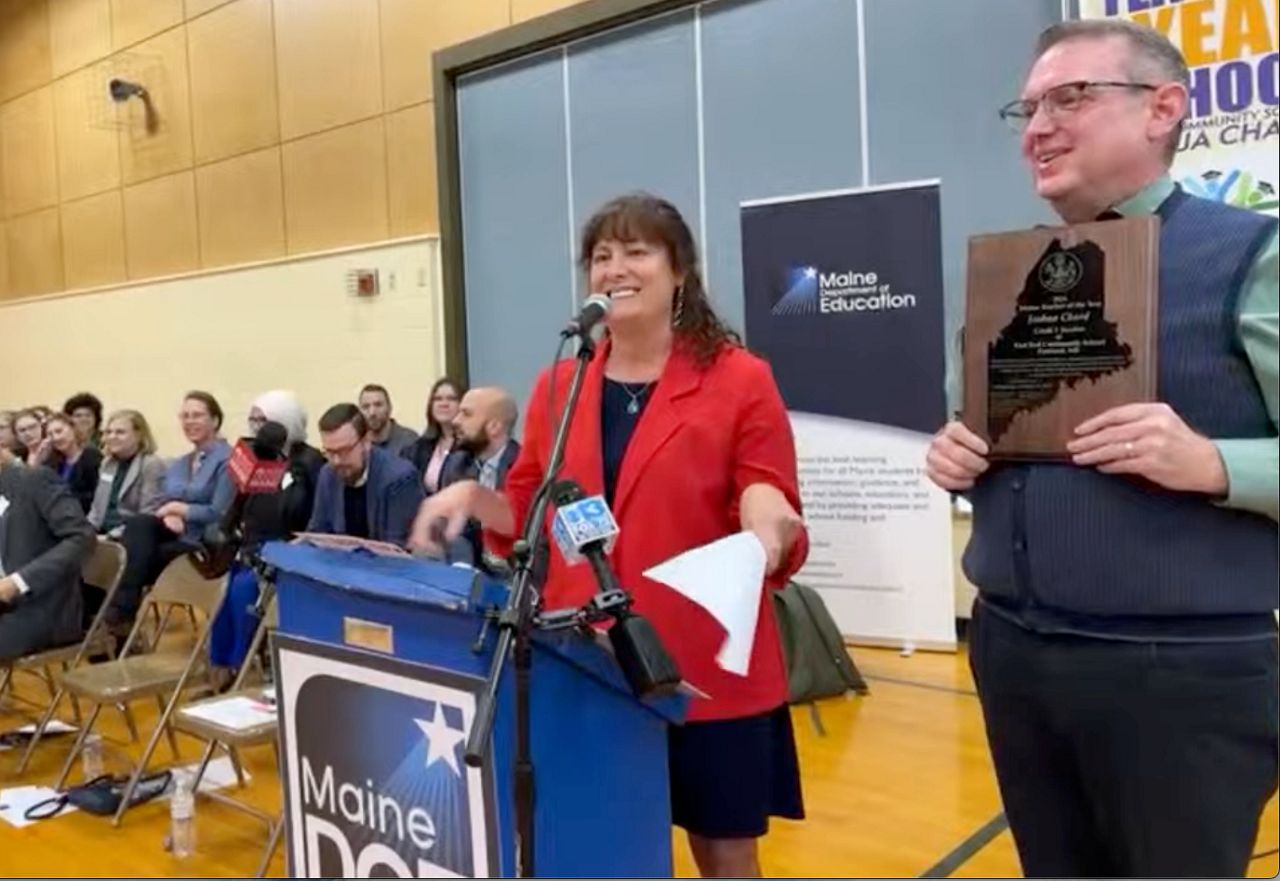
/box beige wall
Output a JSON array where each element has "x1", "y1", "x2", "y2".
[
  {"x1": 0, "y1": 0, "x2": 583, "y2": 302},
  {"x1": 0, "y1": 237, "x2": 444, "y2": 455},
  {"x1": 0, "y1": 0, "x2": 585, "y2": 446}
]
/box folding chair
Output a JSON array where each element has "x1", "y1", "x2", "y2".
[
  {"x1": 53, "y1": 554, "x2": 227, "y2": 827},
  {"x1": 172, "y1": 592, "x2": 282, "y2": 876},
  {"x1": 7, "y1": 539, "x2": 134, "y2": 775}
]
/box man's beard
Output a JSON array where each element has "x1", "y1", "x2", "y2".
[{"x1": 457, "y1": 427, "x2": 490, "y2": 456}]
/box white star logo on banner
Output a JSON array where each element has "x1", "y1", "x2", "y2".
[{"x1": 415, "y1": 705, "x2": 466, "y2": 776}]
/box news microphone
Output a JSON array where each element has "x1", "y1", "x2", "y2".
[
  {"x1": 561, "y1": 294, "x2": 612, "y2": 338},
  {"x1": 548, "y1": 479, "x2": 680, "y2": 699},
  {"x1": 228, "y1": 421, "x2": 289, "y2": 494},
  {"x1": 194, "y1": 421, "x2": 290, "y2": 577},
  {"x1": 550, "y1": 480, "x2": 619, "y2": 563}
]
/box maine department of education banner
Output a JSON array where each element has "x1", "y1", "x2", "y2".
[
  {"x1": 1081, "y1": 0, "x2": 1279, "y2": 215},
  {"x1": 275, "y1": 634, "x2": 500, "y2": 878},
  {"x1": 741, "y1": 181, "x2": 955, "y2": 648}
]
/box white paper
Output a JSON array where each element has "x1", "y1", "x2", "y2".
[
  {"x1": 14, "y1": 720, "x2": 77, "y2": 735},
  {"x1": 0, "y1": 786, "x2": 76, "y2": 827},
  {"x1": 186, "y1": 755, "x2": 250, "y2": 793},
  {"x1": 179, "y1": 696, "x2": 276, "y2": 732},
  {"x1": 643, "y1": 532, "x2": 768, "y2": 676}
]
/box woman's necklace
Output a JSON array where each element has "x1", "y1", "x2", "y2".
[{"x1": 619, "y1": 381, "x2": 653, "y2": 415}]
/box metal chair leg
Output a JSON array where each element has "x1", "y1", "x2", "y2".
[
  {"x1": 42, "y1": 668, "x2": 58, "y2": 703},
  {"x1": 54, "y1": 702, "x2": 102, "y2": 791},
  {"x1": 119, "y1": 703, "x2": 139, "y2": 742},
  {"x1": 191, "y1": 739, "x2": 218, "y2": 792},
  {"x1": 111, "y1": 705, "x2": 170, "y2": 827},
  {"x1": 156, "y1": 694, "x2": 181, "y2": 760},
  {"x1": 59, "y1": 662, "x2": 84, "y2": 726},
  {"x1": 15, "y1": 684, "x2": 66, "y2": 775},
  {"x1": 256, "y1": 816, "x2": 285, "y2": 878},
  {"x1": 227, "y1": 745, "x2": 248, "y2": 788}
]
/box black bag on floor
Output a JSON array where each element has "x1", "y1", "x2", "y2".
[{"x1": 24, "y1": 770, "x2": 173, "y2": 820}]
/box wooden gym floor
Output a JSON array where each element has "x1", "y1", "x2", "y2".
[{"x1": 1, "y1": 644, "x2": 1276, "y2": 878}]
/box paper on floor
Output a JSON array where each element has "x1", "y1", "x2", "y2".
[
  {"x1": 643, "y1": 531, "x2": 768, "y2": 676},
  {"x1": 0, "y1": 786, "x2": 77, "y2": 828}
]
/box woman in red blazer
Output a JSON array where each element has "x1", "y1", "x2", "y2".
[{"x1": 413, "y1": 193, "x2": 808, "y2": 877}]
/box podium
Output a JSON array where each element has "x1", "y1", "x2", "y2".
[{"x1": 261, "y1": 542, "x2": 686, "y2": 878}]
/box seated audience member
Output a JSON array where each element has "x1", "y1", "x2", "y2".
[
  {"x1": 402, "y1": 377, "x2": 465, "y2": 496},
  {"x1": 445, "y1": 387, "x2": 521, "y2": 490},
  {"x1": 308, "y1": 403, "x2": 423, "y2": 545},
  {"x1": 210, "y1": 391, "x2": 324, "y2": 672},
  {"x1": 63, "y1": 392, "x2": 104, "y2": 448},
  {"x1": 41, "y1": 414, "x2": 103, "y2": 513},
  {"x1": 0, "y1": 411, "x2": 15, "y2": 451},
  {"x1": 110, "y1": 391, "x2": 233, "y2": 627},
  {"x1": 13, "y1": 410, "x2": 45, "y2": 464},
  {"x1": 358, "y1": 384, "x2": 419, "y2": 457},
  {"x1": 0, "y1": 445, "x2": 96, "y2": 661},
  {"x1": 88, "y1": 410, "x2": 167, "y2": 536},
  {"x1": 442, "y1": 387, "x2": 522, "y2": 572}
]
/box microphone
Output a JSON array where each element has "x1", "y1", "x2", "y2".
[
  {"x1": 561, "y1": 294, "x2": 612, "y2": 338},
  {"x1": 193, "y1": 421, "x2": 290, "y2": 577},
  {"x1": 548, "y1": 479, "x2": 680, "y2": 699},
  {"x1": 550, "y1": 480, "x2": 619, "y2": 563},
  {"x1": 228, "y1": 421, "x2": 290, "y2": 494}
]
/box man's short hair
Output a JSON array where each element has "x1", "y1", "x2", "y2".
[
  {"x1": 495, "y1": 393, "x2": 518, "y2": 434},
  {"x1": 1034, "y1": 19, "x2": 1189, "y2": 163},
  {"x1": 359, "y1": 383, "x2": 390, "y2": 402},
  {"x1": 319, "y1": 403, "x2": 367, "y2": 436},
  {"x1": 63, "y1": 392, "x2": 103, "y2": 428}
]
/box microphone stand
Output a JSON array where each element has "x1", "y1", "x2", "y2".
[{"x1": 463, "y1": 330, "x2": 596, "y2": 879}]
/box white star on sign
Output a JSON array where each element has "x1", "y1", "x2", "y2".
[
  {"x1": 804, "y1": 266, "x2": 817, "y2": 278},
  {"x1": 415, "y1": 706, "x2": 466, "y2": 776}
]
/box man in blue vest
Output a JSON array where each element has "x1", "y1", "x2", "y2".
[{"x1": 927, "y1": 19, "x2": 1277, "y2": 879}]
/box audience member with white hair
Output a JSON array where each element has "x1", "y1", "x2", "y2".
[{"x1": 209, "y1": 390, "x2": 324, "y2": 672}]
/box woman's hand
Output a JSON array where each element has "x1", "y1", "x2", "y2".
[
  {"x1": 409, "y1": 481, "x2": 481, "y2": 554},
  {"x1": 27, "y1": 437, "x2": 51, "y2": 466},
  {"x1": 161, "y1": 513, "x2": 186, "y2": 535},
  {"x1": 739, "y1": 483, "x2": 803, "y2": 576}
]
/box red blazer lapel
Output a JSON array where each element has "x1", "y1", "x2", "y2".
[{"x1": 612, "y1": 345, "x2": 703, "y2": 517}]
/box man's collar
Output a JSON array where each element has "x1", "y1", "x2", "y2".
[
  {"x1": 478, "y1": 439, "x2": 510, "y2": 466},
  {"x1": 353, "y1": 458, "x2": 371, "y2": 488},
  {"x1": 1112, "y1": 173, "x2": 1175, "y2": 218}
]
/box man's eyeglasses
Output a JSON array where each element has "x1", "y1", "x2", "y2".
[
  {"x1": 998, "y1": 80, "x2": 1157, "y2": 132},
  {"x1": 322, "y1": 438, "x2": 363, "y2": 460}
]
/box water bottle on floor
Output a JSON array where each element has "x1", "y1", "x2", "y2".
[
  {"x1": 81, "y1": 734, "x2": 104, "y2": 779},
  {"x1": 169, "y1": 771, "x2": 196, "y2": 858}
]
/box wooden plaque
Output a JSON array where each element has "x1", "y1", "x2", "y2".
[{"x1": 963, "y1": 215, "x2": 1159, "y2": 459}]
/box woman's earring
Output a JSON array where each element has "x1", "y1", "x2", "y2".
[{"x1": 673, "y1": 285, "x2": 685, "y2": 327}]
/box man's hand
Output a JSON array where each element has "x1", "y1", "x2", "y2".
[
  {"x1": 155, "y1": 501, "x2": 190, "y2": 519},
  {"x1": 925, "y1": 421, "x2": 990, "y2": 491},
  {"x1": 1068, "y1": 403, "x2": 1228, "y2": 495},
  {"x1": 161, "y1": 513, "x2": 186, "y2": 535},
  {"x1": 0, "y1": 576, "x2": 20, "y2": 604}
]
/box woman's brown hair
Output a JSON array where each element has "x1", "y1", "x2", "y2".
[{"x1": 579, "y1": 193, "x2": 741, "y2": 367}]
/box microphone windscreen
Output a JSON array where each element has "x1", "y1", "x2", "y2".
[{"x1": 252, "y1": 420, "x2": 289, "y2": 459}]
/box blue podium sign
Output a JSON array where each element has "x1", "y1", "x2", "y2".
[{"x1": 276, "y1": 634, "x2": 499, "y2": 878}]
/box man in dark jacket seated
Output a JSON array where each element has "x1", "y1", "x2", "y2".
[
  {"x1": 308, "y1": 404, "x2": 424, "y2": 546},
  {"x1": 0, "y1": 447, "x2": 97, "y2": 662}
]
